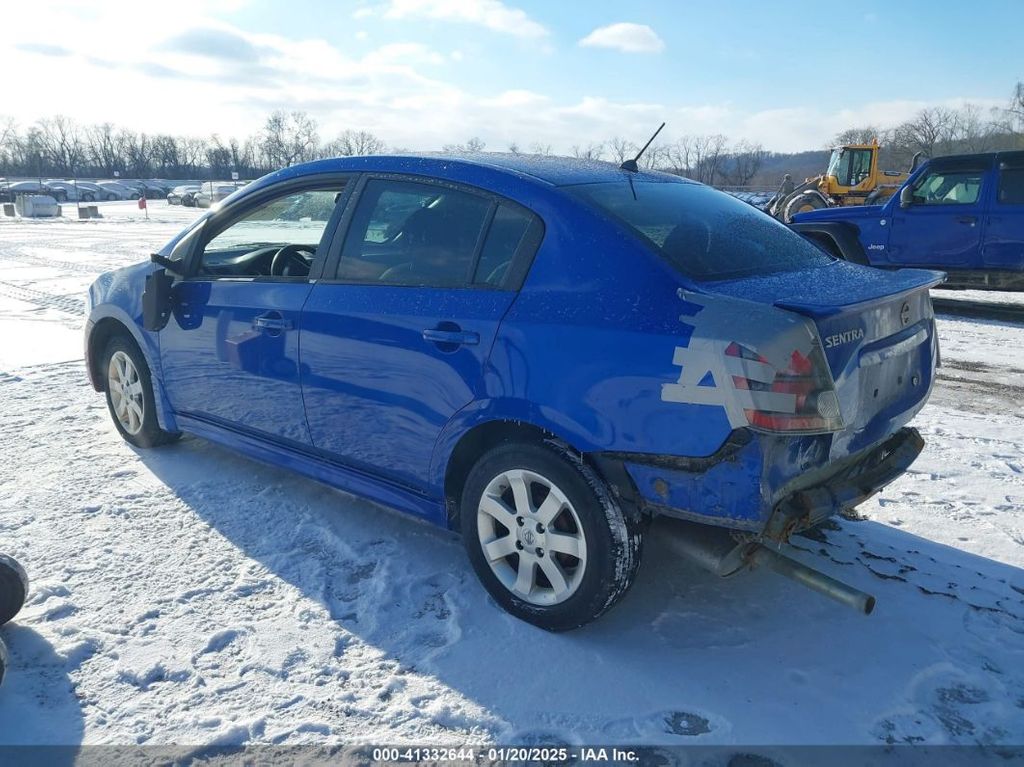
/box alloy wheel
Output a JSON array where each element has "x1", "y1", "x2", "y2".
[
  {"x1": 477, "y1": 468, "x2": 588, "y2": 606},
  {"x1": 107, "y1": 350, "x2": 145, "y2": 435}
]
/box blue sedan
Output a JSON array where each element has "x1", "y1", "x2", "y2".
[{"x1": 85, "y1": 154, "x2": 943, "y2": 629}]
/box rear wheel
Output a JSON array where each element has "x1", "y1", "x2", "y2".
[
  {"x1": 102, "y1": 335, "x2": 180, "y2": 448},
  {"x1": 461, "y1": 441, "x2": 643, "y2": 631}
]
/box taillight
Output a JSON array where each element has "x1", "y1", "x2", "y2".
[{"x1": 725, "y1": 341, "x2": 844, "y2": 433}]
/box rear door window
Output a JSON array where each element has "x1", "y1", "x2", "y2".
[
  {"x1": 473, "y1": 204, "x2": 536, "y2": 287},
  {"x1": 337, "y1": 179, "x2": 491, "y2": 287},
  {"x1": 997, "y1": 166, "x2": 1024, "y2": 205}
]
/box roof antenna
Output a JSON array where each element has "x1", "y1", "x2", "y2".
[{"x1": 620, "y1": 122, "x2": 666, "y2": 173}]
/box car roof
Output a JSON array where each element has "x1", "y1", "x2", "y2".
[
  {"x1": 261, "y1": 152, "x2": 688, "y2": 190},
  {"x1": 927, "y1": 150, "x2": 1024, "y2": 169}
]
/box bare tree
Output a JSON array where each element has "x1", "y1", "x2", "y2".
[
  {"x1": 36, "y1": 116, "x2": 85, "y2": 175},
  {"x1": 571, "y1": 142, "x2": 604, "y2": 160},
  {"x1": 722, "y1": 141, "x2": 768, "y2": 185},
  {"x1": 609, "y1": 136, "x2": 636, "y2": 164},
  {"x1": 896, "y1": 106, "x2": 957, "y2": 157},
  {"x1": 260, "y1": 110, "x2": 320, "y2": 168},
  {"x1": 947, "y1": 104, "x2": 997, "y2": 153},
  {"x1": 831, "y1": 126, "x2": 882, "y2": 147},
  {"x1": 325, "y1": 129, "x2": 386, "y2": 157},
  {"x1": 529, "y1": 142, "x2": 552, "y2": 156}
]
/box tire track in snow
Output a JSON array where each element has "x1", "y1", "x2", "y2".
[
  {"x1": 0, "y1": 245, "x2": 123, "y2": 276},
  {"x1": 0, "y1": 280, "x2": 84, "y2": 317}
]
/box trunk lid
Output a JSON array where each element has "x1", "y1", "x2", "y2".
[{"x1": 702, "y1": 261, "x2": 944, "y2": 451}]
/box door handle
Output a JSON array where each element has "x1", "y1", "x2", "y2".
[
  {"x1": 956, "y1": 216, "x2": 977, "y2": 226},
  {"x1": 422, "y1": 328, "x2": 479, "y2": 346},
  {"x1": 253, "y1": 313, "x2": 292, "y2": 332}
]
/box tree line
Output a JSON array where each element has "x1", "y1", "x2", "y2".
[
  {"x1": 2, "y1": 81, "x2": 1022, "y2": 185},
  {"x1": 0, "y1": 110, "x2": 387, "y2": 180}
]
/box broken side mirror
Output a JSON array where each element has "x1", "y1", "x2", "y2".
[
  {"x1": 142, "y1": 254, "x2": 181, "y2": 331},
  {"x1": 899, "y1": 185, "x2": 914, "y2": 209}
]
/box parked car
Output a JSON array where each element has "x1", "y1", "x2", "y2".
[
  {"x1": 194, "y1": 183, "x2": 239, "y2": 208},
  {"x1": 84, "y1": 155, "x2": 942, "y2": 629},
  {"x1": 135, "y1": 181, "x2": 169, "y2": 199},
  {"x1": 5, "y1": 180, "x2": 56, "y2": 199},
  {"x1": 72, "y1": 181, "x2": 104, "y2": 201},
  {"x1": 792, "y1": 150, "x2": 1024, "y2": 290},
  {"x1": 44, "y1": 180, "x2": 98, "y2": 202},
  {"x1": 167, "y1": 185, "x2": 201, "y2": 206},
  {"x1": 95, "y1": 182, "x2": 139, "y2": 201}
]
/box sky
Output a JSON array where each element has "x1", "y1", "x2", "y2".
[{"x1": 1, "y1": 0, "x2": 1020, "y2": 154}]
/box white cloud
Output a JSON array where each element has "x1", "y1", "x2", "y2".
[
  {"x1": 0, "y1": 4, "x2": 1005, "y2": 158},
  {"x1": 380, "y1": 0, "x2": 548, "y2": 38},
  {"x1": 481, "y1": 89, "x2": 548, "y2": 108},
  {"x1": 579, "y1": 22, "x2": 664, "y2": 54}
]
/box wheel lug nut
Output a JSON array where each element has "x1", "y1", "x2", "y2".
[
  {"x1": 537, "y1": 548, "x2": 544, "y2": 557},
  {"x1": 515, "y1": 541, "x2": 524, "y2": 550},
  {"x1": 516, "y1": 517, "x2": 524, "y2": 526},
  {"x1": 536, "y1": 524, "x2": 544, "y2": 533}
]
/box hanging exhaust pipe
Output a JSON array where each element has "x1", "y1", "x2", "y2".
[
  {"x1": 748, "y1": 545, "x2": 875, "y2": 615},
  {"x1": 661, "y1": 519, "x2": 876, "y2": 615}
]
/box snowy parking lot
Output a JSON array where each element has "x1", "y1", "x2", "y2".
[{"x1": 0, "y1": 201, "x2": 1022, "y2": 747}]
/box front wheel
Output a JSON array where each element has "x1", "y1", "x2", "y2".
[
  {"x1": 102, "y1": 335, "x2": 180, "y2": 448},
  {"x1": 461, "y1": 441, "x2": 643, "y2": 631},
  {"x1": 0, "y1": 555, "x2": 28, "y2": 627},
  {"x1": 784, "y1": 192, "x2": 828, "y2": 222}
]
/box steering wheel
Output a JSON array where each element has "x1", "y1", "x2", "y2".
[{"x1": 271, "y1": 244, "x2": 315, "y2": 277}]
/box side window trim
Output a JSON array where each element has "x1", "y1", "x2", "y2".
[
  {"x1": 466, "y1": 201, "x2": 499, "y2": 285},
  {"x1": 184, "y1": 174, "x2": 357, "y2": 281},
  {"x1": 320, "y1": 172, "x2": 545, "y2": 291}
]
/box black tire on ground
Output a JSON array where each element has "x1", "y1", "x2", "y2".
[
  {"x1": 784, "y1": 192, "x2": 828, "y2": 222},
  {"x1": 82, "y1": 192, "x2": 95, "y2": 202},
  {"x1": 102, "y1": 335, "x2": 181, "y2": 449},
  {"x1": 105, "y1": 193, "x2": 116, "y2": 201},
  {"x1": 461, "y1": 440, "x2": 644, "y2": 631},
  {"x1": 0, "y1": 555, "x2": 28, "y2": 627}
]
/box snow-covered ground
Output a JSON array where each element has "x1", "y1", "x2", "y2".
[{"x1": 0, "y1": 201, "x2": 1021, "y2": 747}]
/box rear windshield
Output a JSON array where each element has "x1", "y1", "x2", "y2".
[{"x1": 567, "y1": 180, "x2": 833, "y2": 281}]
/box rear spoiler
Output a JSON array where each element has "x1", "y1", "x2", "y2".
[{"x1": 773, "y1": 269, "x2": 946, "y2": 316}]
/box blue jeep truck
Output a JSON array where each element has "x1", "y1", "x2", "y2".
[{"x1": 792, "y1": 150, "x2": 1024, "y2": 290}]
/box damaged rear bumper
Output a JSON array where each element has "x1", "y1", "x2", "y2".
[
  {"x1": 763, "y1": 426, "x2": 924, "y2": 541},
  {"x1": 595, "y1": 426, "x2": 924, "y2": 541}
]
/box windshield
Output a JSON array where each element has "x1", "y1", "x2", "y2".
[
  {"x1": 567, "y1": 181, "x2": 834, "y2": 280},
  {"x1": 828, "y1": 148, "x2": 873, "y2": 186},
  {"x1": 826, "y1": 149, "x2": 843, "y2": 178}
]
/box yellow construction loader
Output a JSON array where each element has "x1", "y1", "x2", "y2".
[{"x1": 768, "y1": 140, "x2": 919, "y2": 222}]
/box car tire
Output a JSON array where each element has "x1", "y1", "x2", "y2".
[
  {"x1": 461, "y1": 440, "x2": 643, "y2": 631},
  {"x1": 105, "y1": 193, "x2": 116, "y2": 201},
  {"x1": 102, "y1": 335, "x2": 181, "y2": 449},
  {"x1": 82, "y1": 192, "x2": 95, "y2": 202},
  {"x1": 0, "y1": 555, "x2": 28, "y2": 627}
]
